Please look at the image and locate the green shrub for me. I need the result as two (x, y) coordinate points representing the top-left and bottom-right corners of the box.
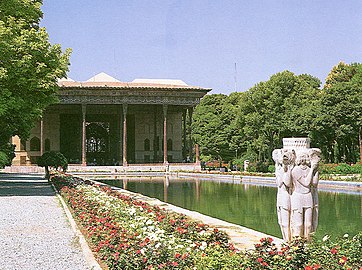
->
(335, 163), (353, 174)
(0, 143), (15, 168)
(0, 151), (9, 168)
(247, 161), (270, 173)
(38, 151), (68, 178)
(268, 164), (275, 173)
(351, 163), (362, 174)
(319, 163), (338, 174)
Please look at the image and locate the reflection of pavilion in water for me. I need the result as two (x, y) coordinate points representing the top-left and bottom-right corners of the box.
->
(109, 176), (201, 203)
(11, 72), (210, 166)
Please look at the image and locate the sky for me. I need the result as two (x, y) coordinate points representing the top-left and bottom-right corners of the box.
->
(41, 0), (362, 94)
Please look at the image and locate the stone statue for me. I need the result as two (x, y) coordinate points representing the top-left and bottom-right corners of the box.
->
(273, 138), (320, 242)
(272, 149), (294, 242)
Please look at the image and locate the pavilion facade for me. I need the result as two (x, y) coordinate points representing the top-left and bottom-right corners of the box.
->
(11, 73), (210, 166)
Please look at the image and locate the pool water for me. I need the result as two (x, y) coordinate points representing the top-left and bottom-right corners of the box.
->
(97, 176), (362, 239)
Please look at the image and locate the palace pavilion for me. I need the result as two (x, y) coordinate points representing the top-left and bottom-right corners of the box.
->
(11, 72), (210, 167)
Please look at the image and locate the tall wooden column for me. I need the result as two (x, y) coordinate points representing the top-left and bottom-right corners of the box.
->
(195, 144), (200, 165)
(163, 104), (168, 165)
(40, 117), (44, 156)
(122, 104), (128, 166)
(188, 107), (193, 160)
(182, 109), (187, 161)
(153, 106), (158, 162)
(81, 104), (87, 166)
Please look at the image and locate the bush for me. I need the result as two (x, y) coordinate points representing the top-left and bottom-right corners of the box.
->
(0, 151), (9, 168)
(335, 163), (353, 174)
(351, 163), (362, 174)
(0, 143), (15, 168)
(247, 161), (270, 173)
(319, 163), (362, 175)
(38, 151), (68, 178)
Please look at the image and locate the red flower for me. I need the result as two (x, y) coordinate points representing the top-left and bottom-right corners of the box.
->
(181, 253), (188, 260)
(174, 253), (181, 259)
(330, 247), (338, 255)
(257, 257), (263, 263)
(339, 256), (347, 265)
(305, 266), (313, 270)
(171, 261), (178, 266)
(262, 262), (268, 267)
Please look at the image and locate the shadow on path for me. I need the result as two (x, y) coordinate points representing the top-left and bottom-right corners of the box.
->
(0, 173), (54, 197)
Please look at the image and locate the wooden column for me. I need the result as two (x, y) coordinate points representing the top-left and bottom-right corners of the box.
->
(188, 107), (193, 160)
(182, 109), (187, 161)
(40, 117), (44, 156)
(163, 104), (168, 165)
(122, 104), (128, 166)
(81, 104), (87, 166)
(195, 143), (200, 165)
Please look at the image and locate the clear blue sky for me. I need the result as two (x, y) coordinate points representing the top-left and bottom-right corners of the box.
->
(41, 0), (362, 94)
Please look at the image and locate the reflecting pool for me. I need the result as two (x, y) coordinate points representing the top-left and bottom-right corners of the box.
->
(97, 176), (362, 239)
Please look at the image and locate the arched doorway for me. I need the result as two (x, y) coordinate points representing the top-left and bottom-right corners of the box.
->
(86, 122), (110, 165)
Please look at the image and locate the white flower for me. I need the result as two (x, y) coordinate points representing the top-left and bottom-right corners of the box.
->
(343, 234), (349, 238)
(200, 241), (207, 250)
(322, 235), (330, 242)
(146, 219), (153, 225)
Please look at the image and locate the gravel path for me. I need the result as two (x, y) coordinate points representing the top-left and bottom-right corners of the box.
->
(0, 173), (90, 270)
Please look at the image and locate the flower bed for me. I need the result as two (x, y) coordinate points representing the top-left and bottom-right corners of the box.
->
(51, 174), (362, 269)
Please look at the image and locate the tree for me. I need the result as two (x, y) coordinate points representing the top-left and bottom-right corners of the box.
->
(38, 151), (68, 179)
(320, 62), (362, 163)
(0, 0), (71, 166)
(239, 71), (322, 163)
(192, 94), (228, 162)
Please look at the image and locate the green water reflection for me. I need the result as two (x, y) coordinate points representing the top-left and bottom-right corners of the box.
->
(99, 177), (362, 239)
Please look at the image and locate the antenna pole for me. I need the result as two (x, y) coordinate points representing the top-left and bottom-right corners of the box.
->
(234, 62), (237, 92)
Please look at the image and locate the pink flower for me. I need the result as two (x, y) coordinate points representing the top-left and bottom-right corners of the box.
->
(330, 247), (338, 255)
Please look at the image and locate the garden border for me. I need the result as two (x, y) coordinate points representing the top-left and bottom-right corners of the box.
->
(80, 176), (282, 250)
(50, 182), (102, 270)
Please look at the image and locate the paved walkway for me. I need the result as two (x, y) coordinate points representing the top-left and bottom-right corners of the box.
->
(0, 173), (90, 270)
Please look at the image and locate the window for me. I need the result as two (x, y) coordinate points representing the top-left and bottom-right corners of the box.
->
(20, 140), (26, 151)
(144, 139), (150, 151)
(45, 139), (50, 152)
(153, 136), (159, 151)
(167, 139), (173, 151)
(30, 137), (40, 151)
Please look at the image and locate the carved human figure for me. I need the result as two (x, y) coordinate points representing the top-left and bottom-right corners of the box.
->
(272, 149), (295, 242)
(290, 151), (319, 240)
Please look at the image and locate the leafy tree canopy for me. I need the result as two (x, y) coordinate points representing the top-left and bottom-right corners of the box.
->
(0, 0), (71, 166)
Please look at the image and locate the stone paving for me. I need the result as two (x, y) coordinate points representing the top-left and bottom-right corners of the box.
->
(0, 173), (92, 270)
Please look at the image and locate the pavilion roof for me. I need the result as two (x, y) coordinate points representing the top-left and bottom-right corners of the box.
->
(58, 72), (211, 92)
